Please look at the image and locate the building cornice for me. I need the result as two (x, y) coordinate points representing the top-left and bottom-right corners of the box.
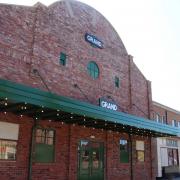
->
(153, 101), (180, 115)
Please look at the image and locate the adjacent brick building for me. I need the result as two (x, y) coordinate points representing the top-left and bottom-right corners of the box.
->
(153, 102), (180, 178)
(0, 1), (179, 180)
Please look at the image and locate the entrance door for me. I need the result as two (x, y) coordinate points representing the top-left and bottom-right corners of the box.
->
(78, 140), (104, 180)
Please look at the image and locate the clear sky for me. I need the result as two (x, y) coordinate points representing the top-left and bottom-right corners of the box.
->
(0, 0), (180, 111)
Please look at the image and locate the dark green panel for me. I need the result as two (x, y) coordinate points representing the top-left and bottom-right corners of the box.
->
(35, 144), (54, 163)
(120, 150), (129, 163)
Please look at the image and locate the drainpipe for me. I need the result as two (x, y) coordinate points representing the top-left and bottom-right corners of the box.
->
(28, 118), (37, 180)
(129, 134), (133, 180)
(106, 130), (108, 180)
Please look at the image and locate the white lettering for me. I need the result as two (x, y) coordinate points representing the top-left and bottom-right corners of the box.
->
(86, 34), (102, 48)
(100, 101), (117, 111)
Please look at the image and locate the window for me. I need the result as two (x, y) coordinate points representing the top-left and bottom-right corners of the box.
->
(87, 61), (99, 79)
(136, 141), (145, 162)
(59, 52), (67, 66)
(172, 120), (178, 127)
(0, 140), (17, 160)
(34, 128), (55, 163)
(120, 139), (129, 163)
(115, 76), (120, 88)
(162, 116), (167, 124)
(166, 139), (178, 147)
(156, 114), (162, 123)
(178, 121), (180, 128)
(168, 148), (179, 166)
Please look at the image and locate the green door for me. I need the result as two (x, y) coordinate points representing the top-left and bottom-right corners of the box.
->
(78, 140), (104, 180)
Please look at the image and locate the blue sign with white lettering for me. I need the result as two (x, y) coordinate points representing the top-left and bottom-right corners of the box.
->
(99, 98), (118, 111)
(85, 33), (103, 49)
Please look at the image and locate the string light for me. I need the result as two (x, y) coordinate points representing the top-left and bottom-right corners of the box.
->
(0, 100), (172, 139)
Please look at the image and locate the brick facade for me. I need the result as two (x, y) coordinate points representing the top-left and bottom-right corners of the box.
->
(153, 102), (180, 177)
(0, 1), (156, 180)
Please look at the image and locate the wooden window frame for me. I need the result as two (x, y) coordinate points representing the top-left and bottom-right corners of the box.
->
(34, 127), (55, 163)
(119, 139), (129, 163)
(115, 76), (120, 88)
(136, 140), (145, 162)
(60, 52), (67, 66)
(87, 61), (99, 79)
(0, 139), (17, 161)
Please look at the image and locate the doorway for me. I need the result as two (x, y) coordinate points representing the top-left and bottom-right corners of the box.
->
(78, 140), (104, 180)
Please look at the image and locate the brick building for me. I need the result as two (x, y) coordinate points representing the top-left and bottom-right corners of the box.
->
(153, 102), (180, 178)
(0, 1), (179, 180)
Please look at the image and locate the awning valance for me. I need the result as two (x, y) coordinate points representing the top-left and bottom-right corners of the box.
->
(0, 79), (179, 137)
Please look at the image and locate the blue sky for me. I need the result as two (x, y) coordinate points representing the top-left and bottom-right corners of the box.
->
(0, 0), (180, 111)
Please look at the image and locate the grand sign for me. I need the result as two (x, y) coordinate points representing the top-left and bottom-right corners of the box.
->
(99, 98), (118, 111)
(85, 33), (103, 49)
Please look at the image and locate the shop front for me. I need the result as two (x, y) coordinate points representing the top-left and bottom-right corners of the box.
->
(0, 79), (179, 180)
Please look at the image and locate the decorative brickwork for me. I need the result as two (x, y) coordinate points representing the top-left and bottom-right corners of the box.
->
(0, 1), (156, 179)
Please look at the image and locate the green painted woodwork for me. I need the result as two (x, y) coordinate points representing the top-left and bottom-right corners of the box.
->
(120, 139), (129, 163)
(78, 140), (104, 180)
(34, 128), (55, 163)
(115, 76), (119, 88)
(35, 144), (54, 163)
(120, 150), (129, 163)
(87, 61), (99, 79)
(60, 52), (66, 66)
(0, 78), (179, 136)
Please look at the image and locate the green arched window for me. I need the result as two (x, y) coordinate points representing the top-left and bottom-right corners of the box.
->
(87, 61), (99, 79)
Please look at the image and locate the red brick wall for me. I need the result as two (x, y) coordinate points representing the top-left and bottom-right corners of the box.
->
(0, 113), (154, 180)
(153, 103), (180, 125)
(0, 1), (155, 180)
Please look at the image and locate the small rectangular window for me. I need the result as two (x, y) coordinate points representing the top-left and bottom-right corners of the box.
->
(115, 76), (119, 88)
(59, 52), (67, 66)
(168, 148), (179, 166)
(120, 139), (129, 163)
(0, 140), (17, 160)
(172, 120), (178, 127)
(136, 140), (145, 162)
(34, 128), (55, 163)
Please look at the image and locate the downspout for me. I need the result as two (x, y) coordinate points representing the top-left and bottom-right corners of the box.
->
(146, 80), (153, 179)
(106, 130), (108, 180)
(149, 137), (153, 179)
(129, 134), (133, 180)
(68, 124), (71, 179)
(28, 118), (37, 180)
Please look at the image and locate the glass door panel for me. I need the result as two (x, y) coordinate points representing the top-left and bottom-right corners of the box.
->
(78, 140), (104, 180)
